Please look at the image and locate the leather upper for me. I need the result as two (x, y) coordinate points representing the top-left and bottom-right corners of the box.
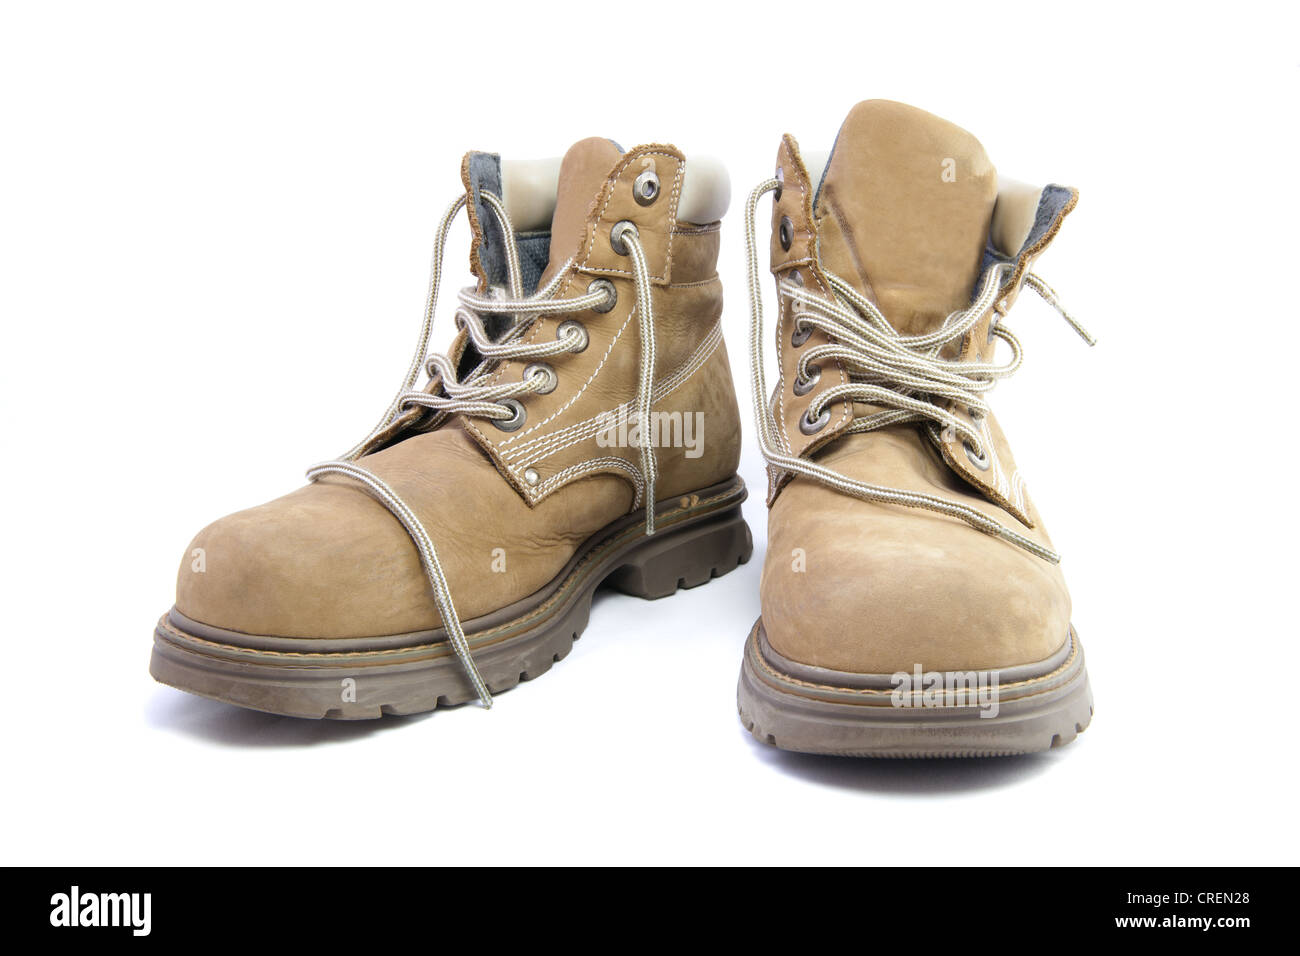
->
(760, 100), (1079, 674)
(176, 139), (742, 640)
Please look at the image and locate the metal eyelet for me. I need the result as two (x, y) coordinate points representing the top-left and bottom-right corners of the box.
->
(963, 439), (991, 471)
(791, 320), (812, 348)
(792, 364), (821, 397)
(557, 319), (588, 353)
(588, 278), (617, 313)
(779, 215), (794, 251)
(523, 467), (540, 486)
(524, 363), (557, 395)
(610, 220), (638, 255)
(799, 406), (830, 435)
(774, 166), (784, 201)
(492, 398), (527, 432)
(633, 169), (660, 206)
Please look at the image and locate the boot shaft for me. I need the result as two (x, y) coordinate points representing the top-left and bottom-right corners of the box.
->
(762, 100), (1082, 524)
(452, 139), (742, 507)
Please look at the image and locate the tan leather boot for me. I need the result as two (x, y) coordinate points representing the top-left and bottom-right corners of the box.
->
(151, 138), (752, 717)
(737, 101), (1094, 756)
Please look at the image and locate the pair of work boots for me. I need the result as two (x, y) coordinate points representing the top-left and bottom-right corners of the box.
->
(151, 100), (1094, 757)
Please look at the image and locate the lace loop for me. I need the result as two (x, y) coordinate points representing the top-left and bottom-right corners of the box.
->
(744, 178), (1092, 564)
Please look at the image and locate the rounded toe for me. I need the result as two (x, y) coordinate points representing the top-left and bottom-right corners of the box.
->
(761, 493), (1071, 674)
(173, 482), (433, 639)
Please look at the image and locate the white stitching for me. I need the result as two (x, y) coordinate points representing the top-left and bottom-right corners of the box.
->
(506, 320), (720, 462)
(579, 149), (683, 283)
(498, 306), (634, 446)
(531, 456), (645, 509)
(505, 320), (722, 464)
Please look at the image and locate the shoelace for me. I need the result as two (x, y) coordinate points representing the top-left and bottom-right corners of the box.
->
(307, 193), (660, 707)
(743, 178), (1094, 564)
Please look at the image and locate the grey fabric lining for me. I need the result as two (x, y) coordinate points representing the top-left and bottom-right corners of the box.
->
(466, 152), (506, 282)
(1021, 184), (1073, 257)
(975, 182), (1073, 297)
(978, 244), (1015, 285)
(464, 152), (513, 360)
(465, 151), (553, 299)
(516, 232), (551, 294)
(460, 152), (554, 379)
(466, 140), (623, 298)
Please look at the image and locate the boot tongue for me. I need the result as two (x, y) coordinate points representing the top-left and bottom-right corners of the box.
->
(541, 136), (624, 283)
(814, 100), (997, 335)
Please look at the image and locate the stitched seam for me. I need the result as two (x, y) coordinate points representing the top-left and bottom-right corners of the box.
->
(938, 409), (1033, 527)
(158, 484), (742, 660)
(505, 321), (720, 461)
(517, 330), (720, 467)
(773, 149), (801, 454)
(504, 320), (722, 464)
(751, 629), (1080, 698)
(785, 144), (851, 451)
(497, 304), (634, 447)
(500, 150), (687, 448)
(662, 154), (684, 281)
(579, 149), (682, 283)
(661, 276), (721, 290)
(535, 457), (645, 509)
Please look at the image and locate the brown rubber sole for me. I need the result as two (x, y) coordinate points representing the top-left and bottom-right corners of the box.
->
(151, 476), (752, 718)
(737, 619), (1093, 758)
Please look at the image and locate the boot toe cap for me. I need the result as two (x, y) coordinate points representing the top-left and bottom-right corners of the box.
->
(761, 498), (1071, 675)
(173, 482), (434, 639)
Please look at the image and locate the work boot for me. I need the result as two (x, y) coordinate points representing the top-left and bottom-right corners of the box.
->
(737, 100), (1094, 756)
(151, 138), (751, 718)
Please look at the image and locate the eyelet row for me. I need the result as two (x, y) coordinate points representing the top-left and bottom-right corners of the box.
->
(491, 280), (607, 433)
(785, 269), (825, 433)
(496, 210), (642, 436)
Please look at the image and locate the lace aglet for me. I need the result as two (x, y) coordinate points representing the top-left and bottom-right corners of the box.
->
(469, 671), (494, 709)
(993, 525), (1061, 564)
(1025, 271), (1095, 347)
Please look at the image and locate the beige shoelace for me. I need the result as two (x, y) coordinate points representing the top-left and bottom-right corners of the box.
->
(307, 194), (659, 707)
(743, 178), (1093, 564)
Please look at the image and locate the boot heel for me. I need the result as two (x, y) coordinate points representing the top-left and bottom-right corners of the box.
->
(605, 508), (752, 599)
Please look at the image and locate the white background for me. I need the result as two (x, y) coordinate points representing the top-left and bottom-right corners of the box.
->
(2, 1), (1296, 865)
